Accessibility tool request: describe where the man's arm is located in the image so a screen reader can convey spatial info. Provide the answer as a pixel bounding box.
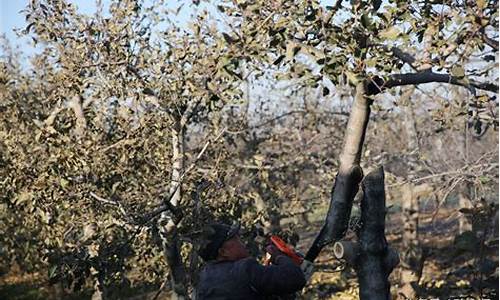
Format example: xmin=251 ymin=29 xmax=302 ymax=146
xmin=242 ymin=256 xmax=307 ymax=296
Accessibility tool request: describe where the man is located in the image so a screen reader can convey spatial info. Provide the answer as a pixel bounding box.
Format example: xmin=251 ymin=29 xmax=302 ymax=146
xmin=196 ymin=223 xmax=307 ymax=299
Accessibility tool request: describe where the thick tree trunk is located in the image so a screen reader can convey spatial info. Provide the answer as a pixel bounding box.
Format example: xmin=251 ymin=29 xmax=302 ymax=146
xmin=357 ymin=167 xmax=399 ymax=300
xmin=333 ymin=168 xmax=399 ymax=300
xmin=305 ymin=83 xmax=399 ymax=297
xmin=305 ymin=82 xmax=369 ymax=262
xmin=399 ymin=87 xmax=423 ymax=299
xmin=458 ymin=110 xmax=473 ymax=234
xmin=158 ymin=121 xmax=188 ymax=299
xmin=400 ymin=183 xmax=420 ymax=299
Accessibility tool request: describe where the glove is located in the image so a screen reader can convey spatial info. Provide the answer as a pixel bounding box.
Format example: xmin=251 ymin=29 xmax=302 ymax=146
xmin=265 ymin=244 xmax=286 ymax=264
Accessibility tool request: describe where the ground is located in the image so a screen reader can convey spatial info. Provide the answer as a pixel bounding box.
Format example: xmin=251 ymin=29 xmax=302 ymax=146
xmin=0 ymin=208 xmax=498 ymax=300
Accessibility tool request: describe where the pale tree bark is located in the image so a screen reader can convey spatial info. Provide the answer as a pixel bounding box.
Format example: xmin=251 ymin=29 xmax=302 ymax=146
xmin=338 ymin=83 xmax=372 ymax=173
xmin=400 ymin=183 xmax=432 ymax=299
xmin=400 ymin=183 xmax=420 ymax=299
xmin=399 ymin=87 xmax=423 ymax=299
xmin=398 ymin=87 xmax=436 ymax=298
xmin=458 ymin=94 xmax=473 ymax=234
xmin=305 ymin=82 xmax=368 ymax=262
xmin=68 ymin=95 xmax=87 ymax=137
xmin=158 ymin=119 xmax=188 ymax=299
xmin=458 ymin=188 xmax=473 ymax=234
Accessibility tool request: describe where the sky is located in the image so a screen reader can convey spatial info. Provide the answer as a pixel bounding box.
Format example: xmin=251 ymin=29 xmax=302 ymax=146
xmin=0 ymin=1 xmax=106 ymax=57
xmin=0 ymin=0 xmax=294 ymax=116
xmin=0 ymin=1 xmax=30 ymax=50
xmin=0 ymin=0 xmax=196 ymax=58
xmin=0 ymin=0 xmax=495 ymax=111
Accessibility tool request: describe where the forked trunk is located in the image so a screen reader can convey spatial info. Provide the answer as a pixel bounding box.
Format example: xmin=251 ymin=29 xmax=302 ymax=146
xmin=158 ymin=121 xmax=188 ymax=299
xmin=305 ymin=82 xmax=369 ymax=261
xmin=306 ymin=82 xmax=399 ymax=299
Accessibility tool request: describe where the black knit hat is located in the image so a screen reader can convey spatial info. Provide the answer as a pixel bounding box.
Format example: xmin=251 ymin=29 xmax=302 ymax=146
xmin=198 ymin=223 xmax=240 ymax=261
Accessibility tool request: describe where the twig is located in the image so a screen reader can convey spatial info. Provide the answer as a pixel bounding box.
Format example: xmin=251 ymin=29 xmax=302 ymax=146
xmin=387 ymin=162 xmax=498 ymax=187
xmin=89 ymin=191 xmax=116 ymax=205
xmin=152 ymin=277 xmax=170 ymax=300
xmin=80 ymin=60 xmax=127 ymax=68
xmin=101 ymin=138 xmax=137 ymax=153
xmin=431 ymin=176 xmax=464 ymax=225
xmin=89 ymin=192 xmax=129 ymax=219
xmin=143 ymin=127 xmax=227 ymax=224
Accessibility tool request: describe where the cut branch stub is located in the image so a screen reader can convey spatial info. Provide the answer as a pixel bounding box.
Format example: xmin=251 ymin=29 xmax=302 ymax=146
xmin=334 ymin=240 xmax=360 ymax=266
xmin=331 ymin=168 xmax=400 ymax=300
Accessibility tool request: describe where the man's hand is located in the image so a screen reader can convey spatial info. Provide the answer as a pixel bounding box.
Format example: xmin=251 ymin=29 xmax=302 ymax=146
xmin=265 ymin=244 xmax=286 ymax=264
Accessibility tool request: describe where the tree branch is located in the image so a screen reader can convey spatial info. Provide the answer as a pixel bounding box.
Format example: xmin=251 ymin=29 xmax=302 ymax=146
xmin=249 ymin=110 xmax=349 ymax=130
xmin=305 ymin=83 xmax=369 ymax=262
xmin=366 ymin=71 xmax=499 ymax=95
xmin=482 ymin=33 xmax=499 ymax=51
xmin=375 ymin=44 xmax=417 ymax=69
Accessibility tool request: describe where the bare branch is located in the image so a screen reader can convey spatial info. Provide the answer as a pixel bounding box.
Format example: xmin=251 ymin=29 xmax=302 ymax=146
xmin=482 ymin=33 xmax=499 ymax=51
xmin=80 ymin=60 xmax=127 ymax=69
xmin=139 ymin=128 xmax=226 ymax=225
xmin=89 ymin=192 xmax=128 ymax=218
xmin=366 ymin=72 xmax=499 ymax=95
xmin=89 ymin=192 xmax=117 ymax=205
xmin=374 ymin=44 xmax=417 ymax=70
xmin=249 ymin=110 xmax=348 ymax=130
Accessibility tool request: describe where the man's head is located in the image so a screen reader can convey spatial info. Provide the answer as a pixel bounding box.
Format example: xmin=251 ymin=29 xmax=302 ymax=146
xmin=198 ymin=223 xmax=249 ymax=262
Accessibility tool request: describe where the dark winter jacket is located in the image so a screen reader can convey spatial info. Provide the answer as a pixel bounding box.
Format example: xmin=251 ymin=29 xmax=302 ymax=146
xmin=195 ymin=255 xmax=306 ymax=300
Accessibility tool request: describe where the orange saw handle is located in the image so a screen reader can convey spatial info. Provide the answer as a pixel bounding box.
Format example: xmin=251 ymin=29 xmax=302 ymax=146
xmin=266 ymin=235 xmax=304 ymax=266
